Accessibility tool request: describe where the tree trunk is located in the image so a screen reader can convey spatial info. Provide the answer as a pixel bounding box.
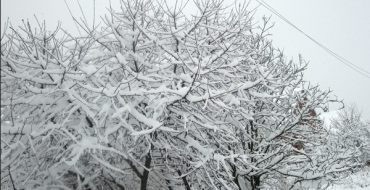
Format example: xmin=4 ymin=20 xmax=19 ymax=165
xmin=140 ymin=152 xmax=152 ymax=190
xmin=251 ymin=176 xmax=260 ymax=190
xmin=177 ymin=170 xmax=191 ymax=190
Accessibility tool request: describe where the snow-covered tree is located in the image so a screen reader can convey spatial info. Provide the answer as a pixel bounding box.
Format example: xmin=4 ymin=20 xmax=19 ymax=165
xmin=323 ymin=104 xmax=370 ymax=189
xmin=330 ymin=104 xmax=370 ymax=167
xmin=1 ymin=0 xmax=360 ymax=189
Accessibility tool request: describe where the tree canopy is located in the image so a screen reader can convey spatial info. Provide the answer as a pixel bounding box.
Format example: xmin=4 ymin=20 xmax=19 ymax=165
xmin=0 ymin=0 xmax=362 ymax=189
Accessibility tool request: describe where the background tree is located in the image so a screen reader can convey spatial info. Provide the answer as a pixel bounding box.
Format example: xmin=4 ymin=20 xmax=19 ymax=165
xmin=330 ymin=104 xmax=370 ymax=166
xmin=1 ymin=0 xmax=361 ymax=189
xmin=321 ymin=104 xmax=370 ymax=189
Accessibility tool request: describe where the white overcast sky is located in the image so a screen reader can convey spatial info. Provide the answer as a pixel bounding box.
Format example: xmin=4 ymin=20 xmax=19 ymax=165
xmin=2 ymin=0 xmax=370 ymax=120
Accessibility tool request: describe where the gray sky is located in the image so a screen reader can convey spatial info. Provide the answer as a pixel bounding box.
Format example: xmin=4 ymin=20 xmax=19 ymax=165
xmin=2 ymin=0 xmax=370 ymax=119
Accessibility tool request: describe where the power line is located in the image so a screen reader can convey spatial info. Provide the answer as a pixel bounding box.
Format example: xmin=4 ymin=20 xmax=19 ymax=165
xmin=258 ymin=0 xmax=370 ymax=78
xmin=256 ymin=0 xmax=370 ymax=79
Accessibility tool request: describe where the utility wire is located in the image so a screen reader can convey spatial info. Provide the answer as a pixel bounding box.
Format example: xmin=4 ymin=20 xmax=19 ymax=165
xmin=259 ymin=0 xmax=370 ymax=77
xmin=257 ymin=0 xmax=370 ymax=79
